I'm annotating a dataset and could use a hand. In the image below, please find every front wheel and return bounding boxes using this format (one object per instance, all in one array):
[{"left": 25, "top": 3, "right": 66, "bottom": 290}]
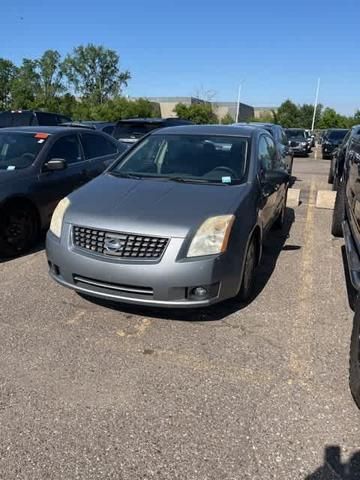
[
  {"left": 0, "top": 204, "right": 39, "bottom": 258},
  {"left": 238, "top": 238, "right": 257, "bottom": 303}
]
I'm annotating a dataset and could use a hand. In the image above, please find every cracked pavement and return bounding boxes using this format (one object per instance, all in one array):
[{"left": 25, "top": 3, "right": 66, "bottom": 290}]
[{"left": 1, "top": 148, "right": 359, "bottom": 479}]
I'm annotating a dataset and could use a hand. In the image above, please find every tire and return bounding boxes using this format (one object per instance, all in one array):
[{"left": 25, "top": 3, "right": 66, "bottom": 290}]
[
  {"left": 238, "top": 237, "right": 257, "bottom": 303},
  {"left": 0, "top": 203, "right": 39, "bottom": 258},
  {"left": 331, "top": 182, "right": 346, "bottom": 238},
  {"left": 350, "top": 301, "right": 360, "bottom": 408},
  {"left": 328, "top": 169, "right": 334, "bottom": 184}
]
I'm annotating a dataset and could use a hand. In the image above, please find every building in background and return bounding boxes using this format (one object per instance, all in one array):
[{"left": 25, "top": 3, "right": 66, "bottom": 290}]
[
  {"left": 253, "top": 106, "right": 278, "bottom": 119},
  {"left": 144, "top": 97, "right": 254, "bottom": 122}
]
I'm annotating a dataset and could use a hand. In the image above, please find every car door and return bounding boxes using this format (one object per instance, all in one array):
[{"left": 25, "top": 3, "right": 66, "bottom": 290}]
[
  {"left": 258, "top": 135, "right": 281, "bottom": 231},
  {"left": 36, "top": 133, "right": 89, "bottom": 224},
  {"left": 347, "top": 138, "right": 360, "bottom": 246},
  {"left": 336, "top": 130, "right": 352, "bottom": 180},
  {"left": 79, "top": 132, "right": 120, "bottom": 179}
]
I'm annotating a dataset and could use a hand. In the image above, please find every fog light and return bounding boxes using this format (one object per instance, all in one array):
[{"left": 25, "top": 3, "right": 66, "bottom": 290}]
[{"left": 192, "top": 287, "right": 208, "bottom": 298}]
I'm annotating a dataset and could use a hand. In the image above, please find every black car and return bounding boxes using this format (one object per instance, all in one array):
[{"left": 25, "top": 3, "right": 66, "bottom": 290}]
[
  {"left": 331, "top": 131, "right": 360, "bottom": 408},
  {"left": 112, "top": 118, "right": 194, "bottom": 144},
  {"left": 0, "top": 110, "right": 71, "bottom": 128},
  {"left": 233, "top": 122, "right": 294, "bottom": 174},
  {"left": 285, "top": 129, "right": 309, "bottom": 156},
  {"left": 0, "top": 126, "right": 125, "bottom": 257},
  {"left": 328, "top": 125, "right": 360, "bottom": 188},
  {"left": 322, "top": 128, "right": 348, "bottom": 159},
  {"left": 60, "top": 121, "right": 116, "bottom": 135}
]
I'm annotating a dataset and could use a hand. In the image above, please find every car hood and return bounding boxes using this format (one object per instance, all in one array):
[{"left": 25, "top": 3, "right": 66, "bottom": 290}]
[{"left": 65, "top": 173, "right": 249, "bottom": 238}]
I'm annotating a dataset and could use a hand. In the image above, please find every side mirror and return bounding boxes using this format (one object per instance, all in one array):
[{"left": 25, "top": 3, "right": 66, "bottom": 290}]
[
  {"left": 44, "top": 158, "right": 67, "bottom": 171},
  {"left": 260, "top": 170, "right": 290, "bottom": 197}
]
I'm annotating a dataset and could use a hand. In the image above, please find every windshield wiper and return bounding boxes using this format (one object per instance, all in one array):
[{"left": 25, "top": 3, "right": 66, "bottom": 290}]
[
  {"left": 167, "top": 176, "right": 228, "bottom": 185},
  {"left": 108, "top": 171, "right": 145, "bottom": 179}
]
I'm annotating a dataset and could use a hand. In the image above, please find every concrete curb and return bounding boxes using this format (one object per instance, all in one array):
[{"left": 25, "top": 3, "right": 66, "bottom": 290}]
[
  {"left": 287, "top": 188, "right": 300, "bottom": 208},
  {"left": 316, "top": 190, "right": 336, "bottom": 210}
]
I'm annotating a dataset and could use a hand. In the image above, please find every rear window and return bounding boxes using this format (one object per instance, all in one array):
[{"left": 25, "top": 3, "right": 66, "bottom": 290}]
[
  {"left": 0, "top": 111, "right": 34, "bottom": 128},
  {"left": 327, "top": 130, "right": 348, "bottom": 141},
  {"left": 286, "top": 129, "right": 306, "bottom": 139},
  {"left": 0, "top": 132, "right": 48, "bottom": 170},
  {"left": 80, "top": 133, "right": 117, "bottom": 159},
  {"left": 113, "top": 122, "right": 163, "bottom": 140}
]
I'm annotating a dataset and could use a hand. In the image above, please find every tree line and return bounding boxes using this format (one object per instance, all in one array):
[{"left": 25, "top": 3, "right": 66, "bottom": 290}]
[
  {"left": 1, "top": 45, "right": 359, "bottom": 128},
  {"left": 0, "top": 44, "right": 157, "bottom": 121}
]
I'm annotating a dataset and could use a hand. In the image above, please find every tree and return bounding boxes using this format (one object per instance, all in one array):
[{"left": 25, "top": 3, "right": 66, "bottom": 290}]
[
  {"left": 11, "top": 59, "right": 40, "bottom": 109},
  {"left": 62, "top": 44, "right": 131, "bottom": 104},
  {"left": 298, "top": 103, "right": 323, "bottom": 129},
  {"left": 319, "top": 108, "right": 349, "bottom": 129},
  {"left": 276, "top": 100, "right": 301, "bottom": 128},
  {"left": 221, "top": 113, "right": 235, "bottom": 124},
  {"left": 0, "top": 58, "right": 17, "bottom": 109},
  {"left": 174, "top": 103, "right": 218, "bottom": 124},
  {"left": 37, "top": 50, "right": 64, "bottom": 109}
]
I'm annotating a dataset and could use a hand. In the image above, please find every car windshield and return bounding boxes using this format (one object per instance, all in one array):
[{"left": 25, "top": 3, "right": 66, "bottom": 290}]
[
  {"left": 0, "top": 132, "right": 47, "bottom": 170},
  {"left": 286, "top": 130, "right": 306, "bottom": 140},
  {"left": 111, "top": 134, "right": 249, "bottom": 185},
  {"left": 113, "top": 122, "right": 163, "bottom": 140},
  {"left": 327, "top": 130, "right": 348, "bottom": 141}
]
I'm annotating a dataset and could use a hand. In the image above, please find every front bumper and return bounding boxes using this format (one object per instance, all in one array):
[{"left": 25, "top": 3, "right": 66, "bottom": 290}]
[
  {"left": 291, "top": 145, "right": 308, "bottom": 155},
  {"left": 322, "top": 145, "right": 336, "bottom": 157},
  {"left": 342, "top": 219, "right": 360, "bottom": 291},
  {"left": 46, "top": 225, "right": 243, "bottom": 308}
]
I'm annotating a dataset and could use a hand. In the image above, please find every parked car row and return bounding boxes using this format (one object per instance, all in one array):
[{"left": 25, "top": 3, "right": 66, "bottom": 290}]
[{"left": 330, "top": 124, "right": 360, "bottom": 407}]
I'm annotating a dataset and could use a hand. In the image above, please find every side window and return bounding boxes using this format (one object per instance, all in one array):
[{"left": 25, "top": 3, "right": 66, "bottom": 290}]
[
  {"left": 103, "top": 125, "right": 114, "bottom": 135},
  {"left": 281, "top": 129, "right": 288, "bottom": 146},
  {"left": 47, "top": 135, "right": 83, "bottom": 165},
  {"left": 342, "top": 131, "right": 351, "bottom": 148},
  {"left": 81, "top": 133, "right": 117, "bottom": 159},
  {"left": 266, "top": 136, "right": 281, "bottom": 170},
  {"left": 258, "top": 136, "right": 272, "bottom": 171},
  {"left": 36, "top": 112, "right": 58, "bottom": 126}
]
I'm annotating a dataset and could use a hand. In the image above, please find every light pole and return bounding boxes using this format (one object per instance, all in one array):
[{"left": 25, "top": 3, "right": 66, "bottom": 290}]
[
  {"left": 311, "top": 77, "right": 321, "bottom": 131},
  {"left": 236, "top": 83, "right": 242, "bottom": 123}
]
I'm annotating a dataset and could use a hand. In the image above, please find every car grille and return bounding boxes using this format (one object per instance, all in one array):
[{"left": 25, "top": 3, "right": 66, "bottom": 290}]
[
  {"left": 73, "top": 226, "right": 168, "bottom": 259},
  {"left": 290, "top": 141, "right": 299, "bottom": 147},
  {"left": 73, "top": 275, "right": 153, "bottom": 296}
]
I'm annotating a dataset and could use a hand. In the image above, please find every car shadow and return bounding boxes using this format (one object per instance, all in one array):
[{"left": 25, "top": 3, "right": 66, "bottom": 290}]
[
  {"left": 305, "top": 445, "right": 360, "bottom": 480},
  {"left": 82, "top": 208, "right": 297, "bottom": 322},
  {"left": 0, "top": 234, "right": 45, "bottom": 264},
  {"left": 341, "top": 246, "right": 358, "bottom": 311}
]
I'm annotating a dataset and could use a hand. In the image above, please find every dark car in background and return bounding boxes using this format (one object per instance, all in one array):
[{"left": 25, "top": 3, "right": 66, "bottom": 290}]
[
  {"left": 331, "top": 130, "right": 360, "bottom": 408},
  {"left": 0, "top": 126, "right": 125, "bottom": 257},
  {"left": 322, "top": 128, "right": 348, "bottom": 159},
  {"left": 46, "top": 125, "right": 289, "bottom": 308},
  {"left": 328, "top": 125, "right": 360, "bottom": 188},
  {"left": 112, "top": 118, "right": 194, "bottom": 144},
  {"left": 233, "top": 122, "right": 294, "bottom": 174},
  {"left": 60, "top": 121, "right": 116, "bottom": 135},
  {"left": 0, "top": 110, "right": 71, "bottom": 128},
  {"left": 285, "top": 129, "right": 309, "bottom": 156}
]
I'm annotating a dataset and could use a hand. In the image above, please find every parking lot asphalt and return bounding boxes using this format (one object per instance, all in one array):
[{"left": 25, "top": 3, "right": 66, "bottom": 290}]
[{"left": 1, "top": 146, "right": 360, "bottom": 480}]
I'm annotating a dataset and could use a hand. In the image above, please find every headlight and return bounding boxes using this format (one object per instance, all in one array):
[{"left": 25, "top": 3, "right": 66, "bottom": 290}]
[
  {"left": 301, "top": 142, "right": 307, "bottom": 146},
  {"left": 49, "top": 197, "right": 71, "bottom": 238},
  {"left": 187, "top": 215, "right": 235, "bottom": 258}
]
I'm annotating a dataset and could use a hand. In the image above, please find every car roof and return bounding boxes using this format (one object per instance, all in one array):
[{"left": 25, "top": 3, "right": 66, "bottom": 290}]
[
  {"left": 285, "top": 127, "right": 305, "bottom": 130},
  {"left": 234, "top": 122, "right": 280, "bottom": 128},
  {"left": 152, "top": 124, "right": 261, "bottom": 137},
  {"left": 0, "top": 126, "right": 104, "bottom": 134},
  {"left": 327, "top": 128, "right": 348, "bottom": 131}
]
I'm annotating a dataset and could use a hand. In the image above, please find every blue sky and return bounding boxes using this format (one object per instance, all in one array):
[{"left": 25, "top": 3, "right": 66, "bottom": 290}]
[{"left": 1, "top": 0, "right": 359, "bottom": 114}]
